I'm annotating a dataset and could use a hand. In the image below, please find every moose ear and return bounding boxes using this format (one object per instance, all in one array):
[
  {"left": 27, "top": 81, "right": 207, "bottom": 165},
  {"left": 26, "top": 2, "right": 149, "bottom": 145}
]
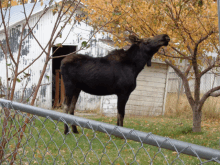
[{"left": 129, "top": 35, "right": 142, "bottom": 44}]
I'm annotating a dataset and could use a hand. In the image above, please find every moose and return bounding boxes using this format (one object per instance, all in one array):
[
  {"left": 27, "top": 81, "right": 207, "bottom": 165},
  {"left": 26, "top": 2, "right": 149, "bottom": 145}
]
[{"left": 60, "top": 34, "right": 170, "bottom": 134}]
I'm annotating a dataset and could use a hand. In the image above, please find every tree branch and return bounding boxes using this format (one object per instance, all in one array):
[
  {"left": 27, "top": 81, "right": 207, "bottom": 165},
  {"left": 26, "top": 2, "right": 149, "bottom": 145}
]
[
  {"left": 0, "top": 2, "right": 16, "bottom": 65},
  {"left": 199, "top": 64, "right": 215, "bottom": 77},
  {"left": 158, "top": 47, "right": 191, "bottom": 60},
  {"left": 184, "top": 64, "right": 192, "bottom": 76},
  {"left": 165, "top": 60, "right": 195, "bottom": 106},
  {"left": 22, "top": 1, "right": 50, "bottom": 41},
  {"left": 210, "top": 90, "right": 220, "bottom": 97},
  {"left": 194, "top": 30, "right": 214, "bottom": 57},
  {"left": 51, "top": 0, "right": 79, "bottom": 44},
  {"left": 199, "top": 86, "right": 220, "bottom": 110},
  {"left": 170, "top": 46, "right": 189, "bottom": 58}
]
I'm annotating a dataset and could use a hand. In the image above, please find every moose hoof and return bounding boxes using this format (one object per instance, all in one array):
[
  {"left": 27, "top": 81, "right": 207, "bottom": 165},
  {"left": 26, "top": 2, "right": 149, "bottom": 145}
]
[
  {"left": 73, "top": 130, "right": 79, "bottom": 134},
  {"left": 64, "top": 130, "right": 69, "bottom": 135}
]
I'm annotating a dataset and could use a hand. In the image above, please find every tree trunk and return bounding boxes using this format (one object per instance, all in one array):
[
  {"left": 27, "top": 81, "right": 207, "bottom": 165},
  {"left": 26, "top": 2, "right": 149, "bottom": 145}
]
[{"left": 192, "top": 107, "right": 202, "bottom": 132}]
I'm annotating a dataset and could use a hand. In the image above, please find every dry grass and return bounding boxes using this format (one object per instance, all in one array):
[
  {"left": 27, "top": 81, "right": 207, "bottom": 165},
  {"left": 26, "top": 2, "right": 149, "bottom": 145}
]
[{"left": 165, "top": 93, "right": 220, "bottom": 120}]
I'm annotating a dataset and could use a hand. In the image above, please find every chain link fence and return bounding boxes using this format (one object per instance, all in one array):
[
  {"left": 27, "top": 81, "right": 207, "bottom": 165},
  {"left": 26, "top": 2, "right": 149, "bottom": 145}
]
[{"left": 0, "top": 98, "right": 220, "bottom": 164}]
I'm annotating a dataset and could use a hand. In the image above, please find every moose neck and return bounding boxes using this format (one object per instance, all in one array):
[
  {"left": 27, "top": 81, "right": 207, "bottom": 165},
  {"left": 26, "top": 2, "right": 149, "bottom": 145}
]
[{"left": 126, "top": 44, "right": 159, "bottom": 77}]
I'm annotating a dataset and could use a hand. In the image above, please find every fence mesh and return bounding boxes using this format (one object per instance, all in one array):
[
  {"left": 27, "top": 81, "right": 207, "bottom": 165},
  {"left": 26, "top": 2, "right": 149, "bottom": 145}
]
[{"left": 0, "top": 100, "right": 220, "bottom": 165}]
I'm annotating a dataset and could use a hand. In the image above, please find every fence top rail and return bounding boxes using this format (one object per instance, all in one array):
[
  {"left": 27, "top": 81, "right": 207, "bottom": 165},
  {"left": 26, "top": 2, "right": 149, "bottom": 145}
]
[{"left": 0, "top": 98, "right": 219, "bottom": 163}]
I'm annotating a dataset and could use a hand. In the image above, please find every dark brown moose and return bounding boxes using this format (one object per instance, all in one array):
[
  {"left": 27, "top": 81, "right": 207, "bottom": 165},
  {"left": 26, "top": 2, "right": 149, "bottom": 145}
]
[{"left": 60, "top": 34, "right": 170, "bottom": 134}]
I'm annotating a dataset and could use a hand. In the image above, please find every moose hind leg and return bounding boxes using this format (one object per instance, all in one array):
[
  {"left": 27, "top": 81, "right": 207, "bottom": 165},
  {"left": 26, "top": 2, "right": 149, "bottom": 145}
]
[
  {"left": 69, "top": 89, "right": 81, "bottom": 134},
  {"left": 63, "top": 95, "right": 72, "bottom": 135},
  {"left": 63, "top": 80, "right": 78, "bottom": 134},
  {"left": 117, "top": 95, "right": 129, "bottom": 127}
]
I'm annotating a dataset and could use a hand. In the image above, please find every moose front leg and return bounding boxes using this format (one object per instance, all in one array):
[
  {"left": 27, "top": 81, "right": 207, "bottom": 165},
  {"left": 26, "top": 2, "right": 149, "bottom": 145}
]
[
  {"left": 117, "top": 113, "right": 124, "bottom": 127},
  {"left": 117, "top": 94, "right": 129, "bottom": 127},
  {"left": 70, "top": 111, "right": 79, "bottom": 134}
]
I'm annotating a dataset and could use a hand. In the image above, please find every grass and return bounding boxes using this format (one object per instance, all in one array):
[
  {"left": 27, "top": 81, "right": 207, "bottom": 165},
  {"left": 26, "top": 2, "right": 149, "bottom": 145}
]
[
  {"left": 1, "top": 112, "right": 220, "bottom": 165},
  {"left": 1, "top": 93, "right": 220, "bottom": 164}
]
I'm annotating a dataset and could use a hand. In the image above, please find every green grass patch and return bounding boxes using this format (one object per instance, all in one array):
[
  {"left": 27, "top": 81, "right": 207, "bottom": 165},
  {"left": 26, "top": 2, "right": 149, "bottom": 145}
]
[{"left": 0, "top": 113, "right": 219, "bottom": 164}]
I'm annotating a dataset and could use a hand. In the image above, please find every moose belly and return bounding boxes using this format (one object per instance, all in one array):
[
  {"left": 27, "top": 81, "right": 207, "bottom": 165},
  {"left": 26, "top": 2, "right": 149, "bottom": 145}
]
[
  {"left": 77, "top": 81, "right": 116, "bottom": 96},
  {"left": 80, "top": 85, "right": 115, "bottom": 95}
]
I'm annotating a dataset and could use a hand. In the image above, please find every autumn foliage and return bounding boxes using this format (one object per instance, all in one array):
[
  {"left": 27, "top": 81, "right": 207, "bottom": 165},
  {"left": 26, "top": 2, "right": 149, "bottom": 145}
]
[
  {"left": 82, "top": 0, "right": 218, "bottom": 60},
  {"left": 1, "top": 0, "right": 28, "bottom": 7}
]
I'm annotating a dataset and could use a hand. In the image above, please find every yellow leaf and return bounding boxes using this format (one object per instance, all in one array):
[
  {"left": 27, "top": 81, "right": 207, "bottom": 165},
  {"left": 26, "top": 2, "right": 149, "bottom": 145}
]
[{"left": 40, "top": 0, "right": 43, "bottom": 6}]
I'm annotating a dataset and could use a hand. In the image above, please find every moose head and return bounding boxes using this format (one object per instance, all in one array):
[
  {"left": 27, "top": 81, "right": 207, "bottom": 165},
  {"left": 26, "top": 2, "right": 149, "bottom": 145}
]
[{"left": 129, "top": 34, "right": 170, "bottom": 66}]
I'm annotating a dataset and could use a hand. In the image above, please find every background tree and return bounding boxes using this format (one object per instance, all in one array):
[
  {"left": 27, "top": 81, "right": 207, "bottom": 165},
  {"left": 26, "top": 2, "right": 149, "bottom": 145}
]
[{"left": 82, "top": 0, "right": 219, "bottom": 132}]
